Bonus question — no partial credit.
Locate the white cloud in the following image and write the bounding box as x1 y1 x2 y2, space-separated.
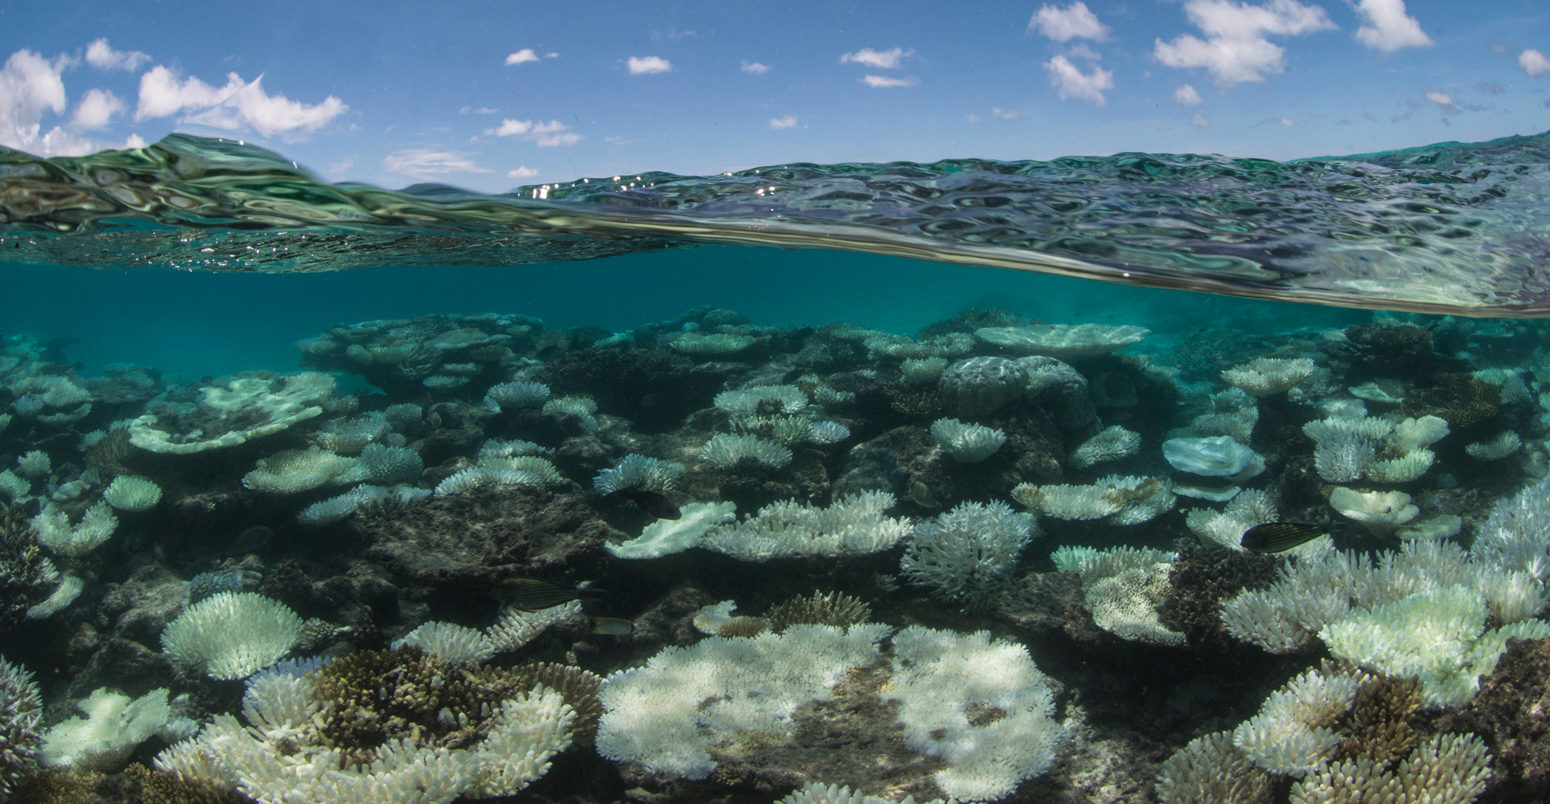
71 87 123 129
1154 0 1336 86
841 47 912 69
1045 54 1113 105
135 66 345 136
1354 0 1432 52
967 107 1023 122
1029 3 1108 42
124 133 146 148
1520 48 1550 77
626 56 672 75
84 38 149 71
507 166 538 179
1192 113 1210 128
460 105 498 115
1425 89 1460 114
0 48 84 155
1173 83 1203 105
741 60 770 74
485 118 581 147
383 149 490 178
505 48 540 66
769 115 797 129
861 74 917 88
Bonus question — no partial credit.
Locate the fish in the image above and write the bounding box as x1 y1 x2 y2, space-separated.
1241 522 1328 553
590 616 635 636
609 488 681 520
223 525 275 556
492 577 603 610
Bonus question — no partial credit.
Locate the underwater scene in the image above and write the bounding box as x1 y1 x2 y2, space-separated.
5 128 1550 804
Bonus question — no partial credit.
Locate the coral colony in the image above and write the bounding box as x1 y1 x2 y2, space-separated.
4 308 1550 803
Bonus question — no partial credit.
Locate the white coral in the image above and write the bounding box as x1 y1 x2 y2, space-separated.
702 492 910 560
160 592 304 680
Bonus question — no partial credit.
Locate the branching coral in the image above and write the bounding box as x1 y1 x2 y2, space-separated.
900 501 1034 612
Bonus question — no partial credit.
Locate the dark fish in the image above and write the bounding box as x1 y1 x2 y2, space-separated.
493 577 603 611
611 489 681 520
1242 522 1327 553
590 616 635 636
224 525 276 556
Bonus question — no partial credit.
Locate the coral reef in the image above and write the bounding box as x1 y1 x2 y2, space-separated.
3 302 1550 803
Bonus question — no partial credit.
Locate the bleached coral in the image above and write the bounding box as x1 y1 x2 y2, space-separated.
713 385 808 416
1318 584 1550 707
929 417 1006 463
1472 477 1550 581
1012 475 1175 525
1302 415 1447 484
592 454 683 495
1154 731 1272 803
39 687 170 771
698 433 793 470
434 456 565 496
883 626 1065 800
1288 732 1492 804
157 678 574 803
595 623 891 779
1232 666 1365 775
483 379 550 410
607 501 737 559
129 372 334 455
160 591 304 680
392 621 494 665
1329 486 1419 533
702 492 910 560
14 451 49 478
1222 538 1549 656
1466 430 1522 460
1183 488 1278 551
900 501 1034 612
1221 356 1316 397
312 414 391 454
103 475 162 511
1221 549 1366 653
485 600 584 654
32 501 118 556
1069 424 1140 469
1052 545 1184 645
778 782 945 804
243 446 366 494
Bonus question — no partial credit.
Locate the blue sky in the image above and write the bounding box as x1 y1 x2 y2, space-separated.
1 1 1547 193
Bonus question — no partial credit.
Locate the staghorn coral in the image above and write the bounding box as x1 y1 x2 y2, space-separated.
0 656 42 798
900 501 1034 613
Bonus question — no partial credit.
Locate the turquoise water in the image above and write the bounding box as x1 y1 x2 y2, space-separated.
2 133 1550 802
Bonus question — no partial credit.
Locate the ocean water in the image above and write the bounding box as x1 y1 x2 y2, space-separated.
1 132 1550 802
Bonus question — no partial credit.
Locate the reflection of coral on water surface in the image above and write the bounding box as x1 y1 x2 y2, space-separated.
4 305 1550 802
